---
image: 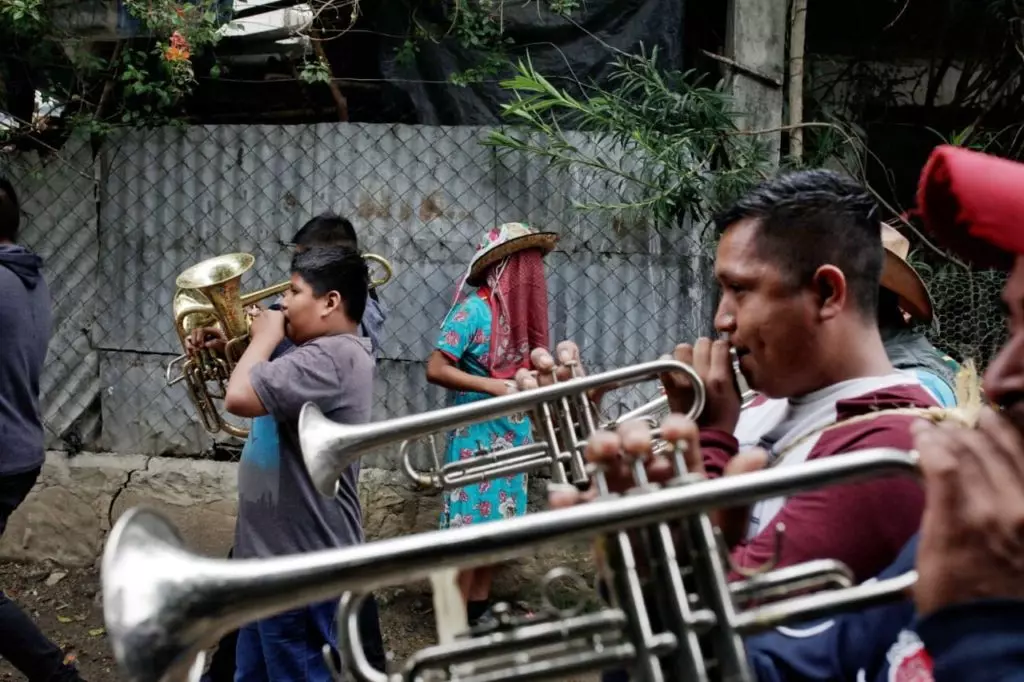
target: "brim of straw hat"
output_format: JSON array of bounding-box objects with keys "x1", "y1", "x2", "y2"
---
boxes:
[
  {"x1": 466, "y1": 232, "x2": 559, "y2": 286},
  {"x1": 881, "y1": 249, "x2": 934, "y2": 325}
]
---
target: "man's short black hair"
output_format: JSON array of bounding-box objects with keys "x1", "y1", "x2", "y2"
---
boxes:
[
  {"x1": 0, "y1": 176, "x2": 20, "y2": 242},
  {"x1": 291, "y1": 246, "x2": 369, "y2": 323},
  {"x1": 713, "y1": 169, "x2": 883, "y2": 317},
  {"x1": 292, "y1": 213, "x2": 358, "y2": 250}
]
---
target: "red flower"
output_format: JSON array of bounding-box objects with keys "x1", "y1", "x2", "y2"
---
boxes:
[{"x1": 165, "y1": 31, "x2": 191, "y2": 62}]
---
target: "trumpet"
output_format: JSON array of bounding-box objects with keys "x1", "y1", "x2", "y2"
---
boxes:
[
  {"x1": 395, "y1": 342, "x2": 757, "y2": 492},
  {"x1": 166, "y1": 251, "x2": 394, "y2": 439},
  {"x1": 302, "y1": 359, "x2": 705, "y2": 498},
  {"x1": 400, "y1": 394, "x2": 671, "y2": 490},
  {"x1": 102, "y1": 446, "x2": 919, "y2": 682}
]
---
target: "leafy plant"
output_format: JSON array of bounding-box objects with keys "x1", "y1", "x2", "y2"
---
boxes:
[
  {"x1": 1, "y1": 0, "x2": 228, "y2": 140},
  {"x1": 484, "y1": 48, "x2": 775, "y2": 228}
]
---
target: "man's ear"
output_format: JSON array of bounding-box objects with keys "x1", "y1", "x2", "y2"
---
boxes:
[{"x1": 812, "y1": 265, "x2": 847, "y2": 321}]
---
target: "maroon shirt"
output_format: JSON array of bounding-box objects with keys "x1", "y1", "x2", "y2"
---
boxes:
[{"x1": 701, "y1": 381, "x2": 936, "y2": 583}]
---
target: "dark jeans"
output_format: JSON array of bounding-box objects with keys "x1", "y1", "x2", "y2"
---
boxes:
[
  {"x1": 200, "y1": 548, "x2": 387, "y2": 682},
  {"x1": 0, "y1": 467, "x2": 84, "y2": 682}
]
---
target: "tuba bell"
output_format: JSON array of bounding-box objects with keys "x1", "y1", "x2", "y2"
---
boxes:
[{"x1": 166, "y1": 251, "x2": 395, "y2": 439}]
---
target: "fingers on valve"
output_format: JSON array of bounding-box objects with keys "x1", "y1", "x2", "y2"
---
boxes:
[
  {"x1": 530, "y1": 347, "x2": 555, "y2": 372},
  {"x1": 617, "y1": 419, "x2": 653, "y2": 460},
  {"x1": 556, "y1": 340, "x2": 580, "y2": 366},
  {"x1": 515, "y1": 368, "x2": 540, "y2": 391},
  {"x1": 585, "y1": 429, "x2": 623, "y2": 466}
]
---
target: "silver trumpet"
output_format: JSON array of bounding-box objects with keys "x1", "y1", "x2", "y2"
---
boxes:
[
  {"x1": 400, "y1": 394, "x2": 671, "y2": 491},
  {"x1": 302, "y1": 359, "x2": 704, "y2": 498},
  {"x1": 102, "y1": 445, "x2": 919, "y2": 682},
  {"x1": 400, "y1": 346, "x2": 754, "y2": 493}
]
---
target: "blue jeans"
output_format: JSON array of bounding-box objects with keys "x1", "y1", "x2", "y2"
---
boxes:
[{"x1": 234, "y1": 599, "x2": 339, "y2": 682}]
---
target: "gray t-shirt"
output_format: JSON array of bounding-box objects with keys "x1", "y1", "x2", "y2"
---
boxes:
[{"x1": 234, "y1": 333, "x2": 374, "y2": 559}]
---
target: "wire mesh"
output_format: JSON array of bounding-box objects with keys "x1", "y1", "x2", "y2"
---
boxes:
[
  {"x1": 1, "y1": 123, "x2": 716, "y2": 465},
  {"x1": 920, "y1": 264, "x2": 1008, "y2": 369},
  {"x1": 0, "y1": 126, "x2": 1010, "y2": 466}
]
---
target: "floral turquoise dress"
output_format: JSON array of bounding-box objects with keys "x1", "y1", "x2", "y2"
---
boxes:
[{"x1": 436, "y1": 289, "x2": 532, "y2": 529}]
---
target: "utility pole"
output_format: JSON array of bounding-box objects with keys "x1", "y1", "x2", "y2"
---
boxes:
[{"x1": 723, "y1": 0, "x2": 789, "y2": 167}]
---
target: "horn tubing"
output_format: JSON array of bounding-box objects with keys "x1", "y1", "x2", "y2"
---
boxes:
[
  {"x1": 104, "y1": 446, "x2": 918, "y2": 682},
  {"x1": 300, "y1": 359, "x2": 706, "y2": 497},
  {"x1": 238, "y1": 280, "x2": 291, "y2": 306}
]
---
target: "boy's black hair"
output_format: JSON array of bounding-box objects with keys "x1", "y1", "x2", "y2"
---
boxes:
[
  {"x1": 292, "y1": 213, "x2": 358, "y2": 250},
  {"x1": 0, "y1": 176, "x2": 20, "y2": 242},
  {"x1": 713, "y1": 169, "x2": 883, "y2": 318},
  {"x1": 291, "y1": 212, "x2": 380, "y2": 303},
  {"x1": 291, "y1": 246, "x2": 370, "y2": 323}
]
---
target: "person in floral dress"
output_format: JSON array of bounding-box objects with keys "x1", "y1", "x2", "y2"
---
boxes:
[{"x1": 425, "y1": 222, "x2": 558, "y2": 625}]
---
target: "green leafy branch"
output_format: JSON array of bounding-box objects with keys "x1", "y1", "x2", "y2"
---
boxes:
[{"x1": 484, "y1": 47, "x2": 773, "y2": 227}]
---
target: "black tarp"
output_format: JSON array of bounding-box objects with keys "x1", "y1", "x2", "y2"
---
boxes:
[{"x1": 367, "y1": 0, "x2": 685, "y2": 126}]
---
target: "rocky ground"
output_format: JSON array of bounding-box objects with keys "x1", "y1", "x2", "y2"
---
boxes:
[{"x1": 0, "y1": 560, "x2": 600, "y2": 682}]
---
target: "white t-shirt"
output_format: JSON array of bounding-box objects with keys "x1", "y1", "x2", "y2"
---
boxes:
[{"x1": 734, "y1": 373, "x2": 925, "y2": 540}]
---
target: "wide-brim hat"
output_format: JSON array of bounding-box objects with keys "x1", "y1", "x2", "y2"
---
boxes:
[
  {"x1": 880, "y1": 223, "x2": 934, "y2": 324},
  {"x1": 916, "y1": 144, "x2": 1022, "y2": 271},
  {"x1": 466, "y1": 222, "x2": 558, "y2": 286}
]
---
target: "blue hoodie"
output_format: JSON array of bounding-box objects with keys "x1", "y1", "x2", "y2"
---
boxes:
[{"x1": 0, "y1": 244, "x2": 53, "y2": 476}]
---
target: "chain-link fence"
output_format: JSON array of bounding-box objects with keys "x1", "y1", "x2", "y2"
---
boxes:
[
  {"x1": 919, "y1": 261, "x2": 1008, "y2": 370},
  {"x1": 0, "y1": 125, "x2": 1010, "y2": 466},
  {"x1": 1, "y1": 123, "x2": 717, "y2": 465}
]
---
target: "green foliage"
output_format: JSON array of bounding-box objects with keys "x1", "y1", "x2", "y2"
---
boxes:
[
  {"x1": 0, "y1": 0, "x2": 226, "y2": 138},
  {"x1": 485, "y1": 48, "x2": 775, "y2": 228}
]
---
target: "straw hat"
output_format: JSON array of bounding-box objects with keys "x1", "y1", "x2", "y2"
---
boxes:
[
  {"x1": 880, "y1": 222, "x2": 933, "y2": 324},
  {"x1": 465, "y1": 222, "x2": 559, "y2": 286}
]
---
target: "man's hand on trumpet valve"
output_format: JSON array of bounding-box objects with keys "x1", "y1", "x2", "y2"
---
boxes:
[
  {"x1": 912, "y1": 406, "x2": 1024, "y2": 617},
  {"x1": 547, "y1": 413, "x2": 770, "y2": 549},
  {"x1": 662, "y1": 337, "x2": 742, "y2": 434}
]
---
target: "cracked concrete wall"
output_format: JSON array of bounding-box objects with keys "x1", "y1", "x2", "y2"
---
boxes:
[{"x1": 0, "y1": 452, "x2": 594, "y2": 599}]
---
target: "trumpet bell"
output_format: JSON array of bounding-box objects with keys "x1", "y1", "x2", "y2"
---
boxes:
[{"x1": 102, "y1": 508, "x2": 214, "y2": 682}]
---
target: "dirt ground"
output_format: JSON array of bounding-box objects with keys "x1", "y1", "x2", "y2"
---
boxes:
[{"x1": 0, "y1": 560, "x2": 599, "y2": 682}]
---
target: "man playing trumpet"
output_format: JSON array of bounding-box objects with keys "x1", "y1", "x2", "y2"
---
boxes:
[
  {"x1": 536, "y1": 153, "x2": 1024, "y2": 681},
  {"x1": 525, "y1": 168, "x2": 937, "y2": 587}
]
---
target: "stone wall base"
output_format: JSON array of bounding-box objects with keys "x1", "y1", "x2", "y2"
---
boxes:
[{"x1": 0, "y1": 452, "x2": 594, "y2": 601}]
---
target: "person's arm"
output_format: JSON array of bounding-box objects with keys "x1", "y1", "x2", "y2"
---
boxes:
[
  {"x1": 426, "y1": 351, "x2": 509, "y2": 396},
  {"x1": 700, "y1": 428, "x2": 740, "y2": 477},
  {"x1": 426, "y1": 299, "x2": 508, "y2": 397},
  {"x1": 725, "y1": 418, "x2": 924, "y2": 583},
  {"x1": 913, "y1": 369, "x2": 958, "y2": 408},
  {"x1": 911, "y1": 408, "x2": 1024, "y2": 681},
  {"x1": 224, "y1": 309, "x2": 286, "y2": 418}
]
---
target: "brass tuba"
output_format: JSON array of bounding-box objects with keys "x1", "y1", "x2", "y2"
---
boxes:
[{"x1": 166, "y1": 252, "x2": 394, "y2": 439}]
